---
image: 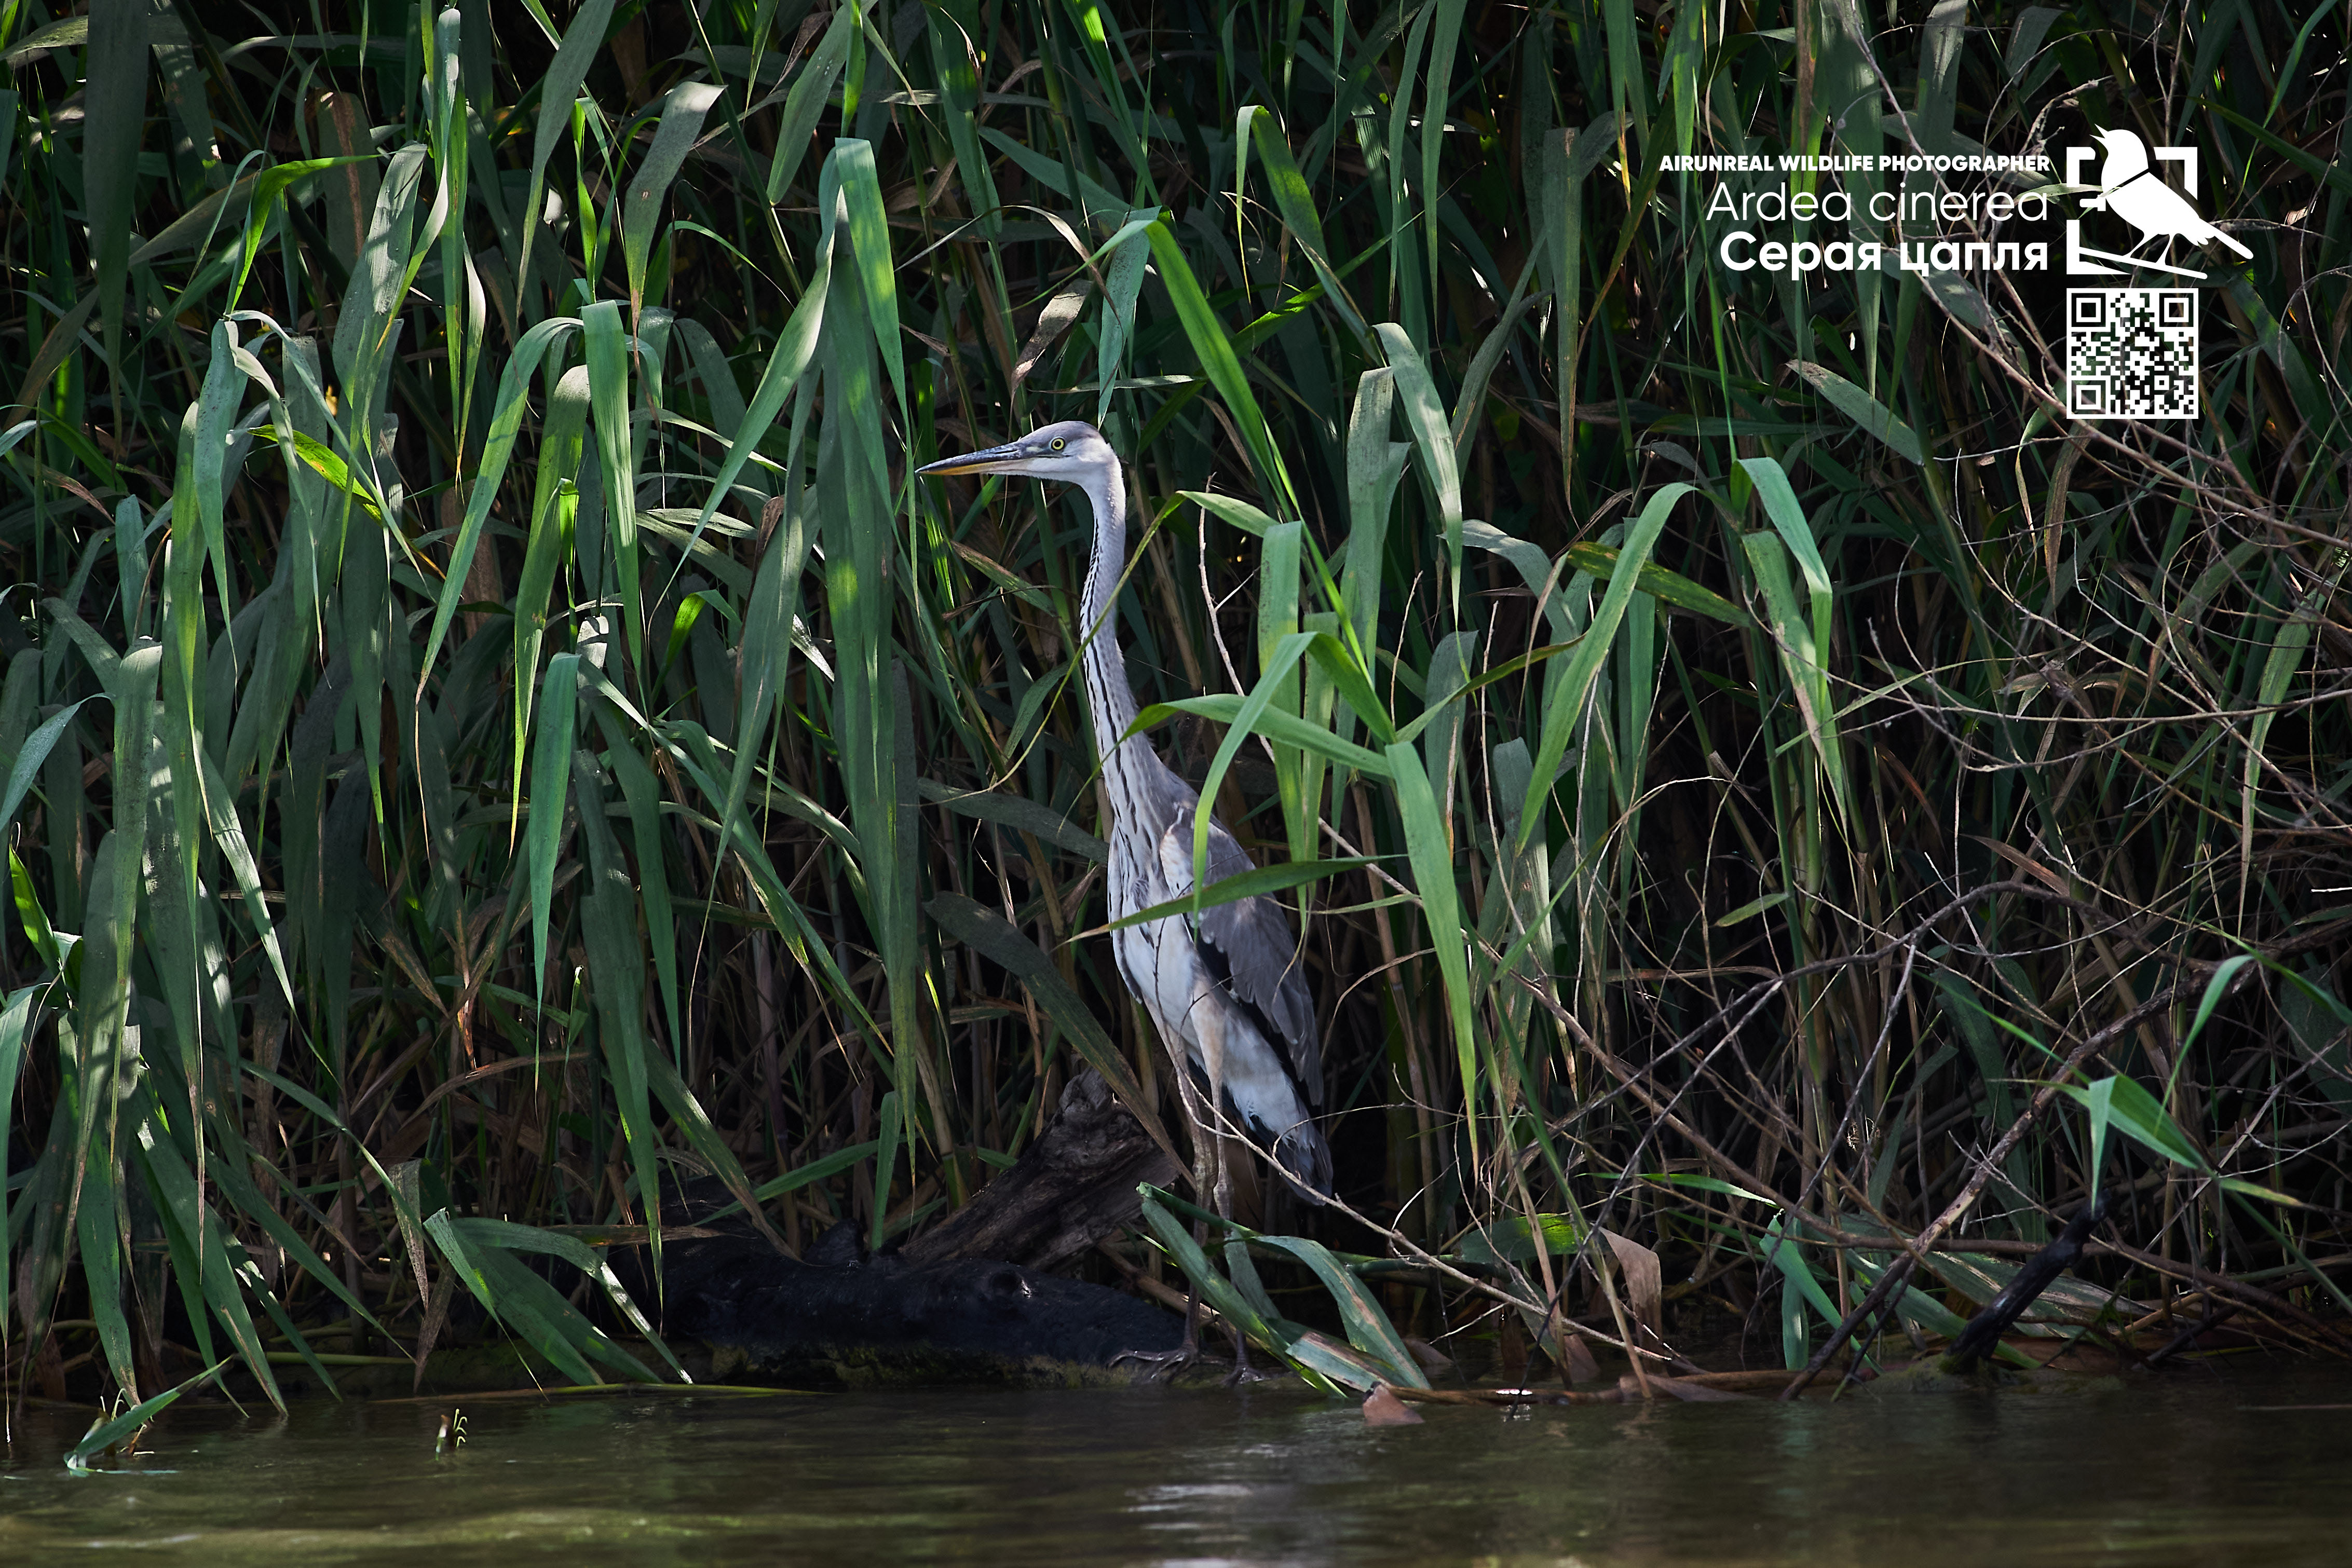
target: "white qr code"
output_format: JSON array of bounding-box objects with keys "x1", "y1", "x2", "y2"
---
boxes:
[{"x1": 2067, "y1": 288, "x2": 2198, "y2": 420}]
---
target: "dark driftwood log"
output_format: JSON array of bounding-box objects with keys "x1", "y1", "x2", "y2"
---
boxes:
[
  {"x1": 616, "y1": 1106, "x2": 1188, "y2": 1388},
  {"x1": 656, "y1": 1231, "x2": 1184, "y2": 1386},
  {"x1": 902, "y1": 1067, "x2": 1180, "y2": 1271},
  {"x1": 601, "y1": 1070, "x2": 1189, "y2": 1387}
]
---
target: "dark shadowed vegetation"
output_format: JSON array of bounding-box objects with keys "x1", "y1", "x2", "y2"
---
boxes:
[{"x1": 2, "y1": 0, "x2": 2348, "y2": 1405}]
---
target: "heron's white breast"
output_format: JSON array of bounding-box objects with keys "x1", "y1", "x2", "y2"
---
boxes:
[
  {"x1": 1108, "y1": 830, "x2": 1196, "y2": 1051},
  {"x1": 1114, "y1": 915, "x2": 1205, "y2": 1052},
  {"x1": 1107, "y1": 834, "x2": 1315, "y2": 1143}
]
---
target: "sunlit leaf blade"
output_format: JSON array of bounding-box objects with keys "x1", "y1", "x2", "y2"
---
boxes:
[
  {"x1": 1253, "y1": 1233, "x2": 1429, "y2": 1388},
  {"x1": 66, "y1": 1360, "x2": 228, "y2": 1472},
  {"x1": 1106, "y1": 857, "x2": 1378, "y2": 932},
  {"x1": 1789, "y1": 359, "x2": 1925, "y2": 464},
  {"x1": 1564, "y1": 543, "x2": 1756, "y2": 628},
  {"x1": 2057, "y1": 1075, "x2": 2208, "y2": 1174}
]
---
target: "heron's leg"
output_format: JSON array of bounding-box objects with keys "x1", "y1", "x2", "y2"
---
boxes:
[
  {"x1": 1198, "y1": 999, "x2": 1232, "y2": 1227},
  {"x1": 1163, "y1": 1026, "x2": 1217, "y2": 1362},
  {"x1": 1192, "y1": 1001, "x2": 1268, "y2": 1382},
  {"x1": 1114, "y1": 1271, "x2": 1202, "y2": 1379}
]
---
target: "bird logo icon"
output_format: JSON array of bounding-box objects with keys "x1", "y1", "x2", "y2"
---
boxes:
[
  {"x1": 2076, "y1": 128, "x2": 2250, "y2": 273},
  {"x1": 2062, "y1": 130, "x2": 2224, "y2": 421}
]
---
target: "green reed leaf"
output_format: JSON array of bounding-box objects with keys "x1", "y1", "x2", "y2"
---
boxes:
[
  {"x1": 1373, "y1": 324, "x2": 1463, "y2": 601},
  {"x1": 1790, "y1": 360, "x2": 1925, "y2": 465},
  {"x1": 1517, "y1": 485, "x2": 1689, "y2": 850},
  {"x1": 927, "y1": 894, "x2": 1182, "y2": 1170},
  {"x1": 1147, "y1": 220, "x2": 1295, "y2": 516},
  {"x1": 1106, "y1": 858, "x2": 1379, "y2": 933},
  {"x1": 418, "y1": 316, "x2": 579, "y2": 692},
  {"x1": 65, "y1": 1360, "x2": 228, "y2": 1472}
]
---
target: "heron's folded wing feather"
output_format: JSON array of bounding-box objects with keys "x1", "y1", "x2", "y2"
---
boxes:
[{"x1": 1154, "y1": 812, "x2": 1323, "y2": 1105}]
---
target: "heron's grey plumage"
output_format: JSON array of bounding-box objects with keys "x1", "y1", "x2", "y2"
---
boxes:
[{"x1": 917, "y1": 421, "x2": 1334, "y2": 1199}]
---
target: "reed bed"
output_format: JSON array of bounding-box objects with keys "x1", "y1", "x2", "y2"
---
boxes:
[{"x1": 2, "y1": 0, "x2": 2346, "y2": 1402}]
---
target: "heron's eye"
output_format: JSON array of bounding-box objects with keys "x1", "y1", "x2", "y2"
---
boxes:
[{"x1": 1049, "y1": 437, "x2": 1067, "y2": 452}]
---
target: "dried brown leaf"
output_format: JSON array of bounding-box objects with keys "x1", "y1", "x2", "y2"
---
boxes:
[{"x1": 1363, "y1": 1383, "x2": 1425, "y2": 1426}]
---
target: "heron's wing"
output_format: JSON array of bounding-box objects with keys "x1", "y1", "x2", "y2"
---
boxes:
[{"x1": 1154, "y1": 808, "x2": 1323, "y2": 1107}]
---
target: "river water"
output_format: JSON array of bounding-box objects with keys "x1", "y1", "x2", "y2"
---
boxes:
[{"x1": 5, "y1": 1362, "x2": 2348, "y2": 1564}]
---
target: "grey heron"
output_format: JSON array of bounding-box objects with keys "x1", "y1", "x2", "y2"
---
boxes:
[{"x1": 916, "y1": 421, "x2": 1334, "y2": 1262}]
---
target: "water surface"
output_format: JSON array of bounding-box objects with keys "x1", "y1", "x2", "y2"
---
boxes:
[{"x1": 5, "y1": 1362, "x2": 2348, "y2": 1564}]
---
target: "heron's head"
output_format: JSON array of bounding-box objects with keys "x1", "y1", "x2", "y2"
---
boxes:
[{"x1": 916, "y1": 420, "x2": 1114, "y2": 484}]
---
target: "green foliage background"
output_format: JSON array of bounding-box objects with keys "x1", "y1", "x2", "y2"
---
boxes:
[{"x1": 2, "y1": 0, "x2": 2348, "y2": 1400}]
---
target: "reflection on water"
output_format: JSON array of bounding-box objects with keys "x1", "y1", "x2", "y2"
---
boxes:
[{"x1": 5, "y1": 1362, "x2": 2349, "y2": 1565}]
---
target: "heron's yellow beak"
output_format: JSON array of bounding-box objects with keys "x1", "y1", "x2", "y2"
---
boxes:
[{"x1": 916, "y1": 443, "x2": 1024, "y2": 476}]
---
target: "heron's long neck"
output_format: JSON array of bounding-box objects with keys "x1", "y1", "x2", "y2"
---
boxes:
[{"x1": 1076, "y1": 465, "x2": 1144, "y2": 768}]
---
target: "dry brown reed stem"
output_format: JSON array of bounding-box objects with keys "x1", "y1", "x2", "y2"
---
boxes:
[
  {"x1": 1782, "y1": 971, "x2": 2249, "y2": 1398},
  {"x1": 1531, "y1": 881, "x2": 2059, "y2": 1212}
]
